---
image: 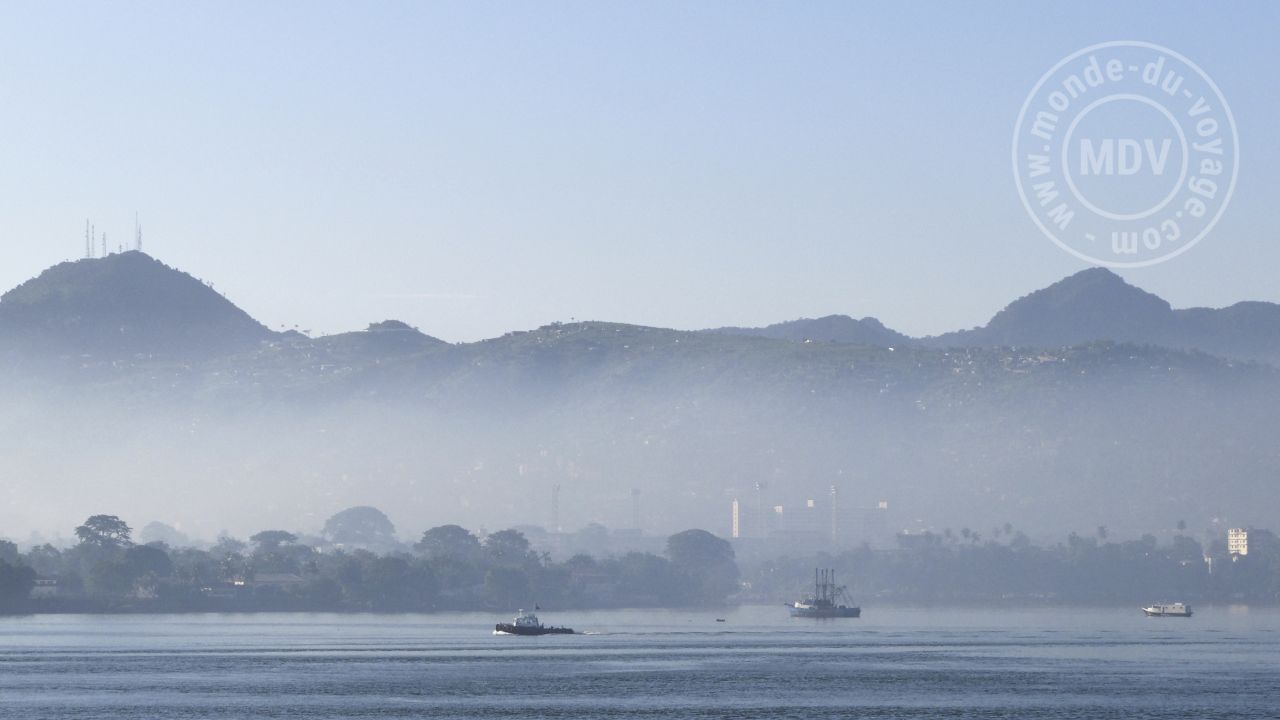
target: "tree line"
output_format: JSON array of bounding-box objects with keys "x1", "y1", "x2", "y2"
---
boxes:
[
  {"x1": 743, "y1": 527, "x2": 1280, "y2": 604},
  {"x1": 8, "y1": 509, "x2": 1277, "y2": 613},
  {"x1": 0, "y1": 508, "x2": 740, "y2": 613}
]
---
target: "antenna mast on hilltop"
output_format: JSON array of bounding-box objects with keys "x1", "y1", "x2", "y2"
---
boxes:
[
  {"x1": 135, "y1": 212, "x2": 142, "y2": 252},
  {"x1": 84, "y1": 219, "x2": 91, "y2": 258}
]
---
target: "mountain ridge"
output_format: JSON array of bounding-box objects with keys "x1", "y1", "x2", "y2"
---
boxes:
[
  {"x1": 7, "y1": 254, "x2": 1280, "y2": 366},
  {"x1": 1, "y1": 253, "x2": 1279, "y2": 540},
  {"x1": 710, "y1": 268, "x2": 1280, "y2": 365}
]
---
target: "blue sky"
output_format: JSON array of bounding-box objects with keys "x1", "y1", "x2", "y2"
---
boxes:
[{"x1": 0, "y1": 1, "x2": 1276, "y2": 340}]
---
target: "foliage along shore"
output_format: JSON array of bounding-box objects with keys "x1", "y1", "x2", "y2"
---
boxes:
[
  {"x1": 5, "y1": 509, "x2": 1280, "y2": 614},
  {"x1": 0, "y1": 510, "x2": 740, "y2": 614}
]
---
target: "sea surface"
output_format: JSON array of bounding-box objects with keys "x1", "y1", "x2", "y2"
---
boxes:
[{"x1": 0, "y1": 605, "x2": 1277, "y2": 719}]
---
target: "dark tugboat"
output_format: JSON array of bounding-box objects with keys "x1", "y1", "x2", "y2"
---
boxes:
[
  {"x1": 788, "y1": 568, "x2": 861, "y2": 618},
  {"x1": 494, "y1": 609, "x2": 575, "y2": 635}
]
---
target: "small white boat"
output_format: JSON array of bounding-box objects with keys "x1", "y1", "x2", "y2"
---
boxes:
[{"x1": 1142, "y1": 602, "x2": 1192, "y2": 617}]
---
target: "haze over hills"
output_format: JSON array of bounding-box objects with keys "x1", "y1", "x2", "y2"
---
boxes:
[
  {"x1": 712, "y1": 268, "x2": 1280, "y2": 366},
  {"x1": 1, "y1": 252, "x2": 1279, "y2": 546}
]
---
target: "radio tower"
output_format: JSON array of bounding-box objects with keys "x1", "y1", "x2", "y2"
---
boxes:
[
  {"x1": 84, "y1": 219, "x2": 91, "y2": 258},
  {"x1": 135, "y1": 213, "x2": 142, "y2": 252},
  {"x1": 630, "y1": 488, "x2": 641, "y2": 531},
  {"x1": 754, "y1": 480, "x2": 767, "y2": 539},
  {"x1": 551, "y1": 484, "x2": 561, "y2": 534},
  {"x1": 829, "y1": 485, "x2": 839, "y2": 546}
]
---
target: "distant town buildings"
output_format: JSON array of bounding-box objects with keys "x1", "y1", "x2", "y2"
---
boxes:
[
  {"x1": 30, "y1": 578, "x2": 58, "y2": 599},
  {"x1": 1226, "y1": 527, "x2": 1278, "y2": 561},
  {"x1": 727, "y1": 492, "x2": 891, "y2": 550},
  {"x1": 1228, "y1": 527, "x2": 1250, "y2": 556}
]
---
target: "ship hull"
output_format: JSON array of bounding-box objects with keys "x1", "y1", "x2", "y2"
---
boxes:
[
  {"x1": 1142, "y1": 609, "x2": 1192, "y2": 617},
  {"x1": 789, "y1": 606, "x2": 861, "y2": 618},
  {"x1": 494, "y1": 623, "x2": 575, "y2": 635}
]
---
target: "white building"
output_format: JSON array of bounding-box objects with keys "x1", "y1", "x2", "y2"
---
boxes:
[{"x1": 1228, "y1": 528, "x2": 1249, "y2": 556}]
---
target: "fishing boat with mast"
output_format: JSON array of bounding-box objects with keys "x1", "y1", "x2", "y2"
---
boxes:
[{"x1": 788, "y1": 568, "x2": 861, "y2": 618}]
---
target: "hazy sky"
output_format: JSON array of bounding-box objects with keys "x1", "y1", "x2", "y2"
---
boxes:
[{"x1": 0, "y1": 1, "x2": 1276, "y2": 342}]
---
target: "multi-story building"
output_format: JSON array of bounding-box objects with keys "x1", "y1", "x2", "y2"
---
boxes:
[{"x1": 1228, "y1": 528, "x2": 1249, "y2": 556}]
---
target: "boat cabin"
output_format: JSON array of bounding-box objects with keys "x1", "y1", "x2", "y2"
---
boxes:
[{"x1": 513, "y1": 610, "x2": 542, "y2": 628}]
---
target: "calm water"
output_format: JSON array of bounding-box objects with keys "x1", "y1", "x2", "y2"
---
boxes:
[{"x1": 0, "y1": 605, "x2": 1277, "y2": 719}]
